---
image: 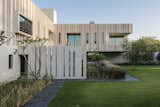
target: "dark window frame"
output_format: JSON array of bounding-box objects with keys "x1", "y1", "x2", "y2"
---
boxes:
[{"x1": 19, "y1": 15, "x2": 33, "y2": 35}]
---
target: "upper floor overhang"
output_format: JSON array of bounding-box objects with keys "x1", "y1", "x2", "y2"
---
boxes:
[{"x1": 55, "y1": 24, "x2": 133, "y2": 35}]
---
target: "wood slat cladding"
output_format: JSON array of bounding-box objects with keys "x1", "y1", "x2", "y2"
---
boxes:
[
  {"x1": 0, "y1": 0, "x2": 54, "y2": 43},
  {"x1": 54, "y1": 24, "x2": 132, "y2": 52},
  {"x1": 55, "y1": 24, "x2": 132, "y2": 34}
]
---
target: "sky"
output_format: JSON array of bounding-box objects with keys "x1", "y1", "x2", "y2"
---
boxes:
[{"x1": 33, "y1": 0, "x2": 160, "y2": 40}]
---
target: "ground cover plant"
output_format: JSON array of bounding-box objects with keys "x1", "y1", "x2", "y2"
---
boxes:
[{"x1": 0, "y1": 78, "x2": 51, "y2": 107}]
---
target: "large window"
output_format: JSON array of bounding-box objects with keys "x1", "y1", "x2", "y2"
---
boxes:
[
  {"x1": 67, "y1": 33, "x2": 81, "y2": 47},
  {"x1": 19, "y1": 15, "x2": 32, "y2": 35},
  {"x1": 110, "y1": 37, "x2": 124, "y2": 46}
]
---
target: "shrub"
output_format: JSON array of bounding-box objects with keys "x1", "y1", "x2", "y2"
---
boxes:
[
  {"x1": 0, "y1": 78, "x2": 51, "y2": 107},
  {"x1": 108, "y1": 67, "x2": 126, "y2": 79},
  {"x1": 100, "y1": 60, "x2": 126, "y2": 79},
  {"x1": 87, "y1": 60, "x2": 126, "y2": 79}
]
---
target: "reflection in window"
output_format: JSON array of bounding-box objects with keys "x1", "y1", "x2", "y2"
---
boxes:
[
  {"x1": 19, "y1": 15, "x2": 32, "y2": 35},
  {"x1": 67, "y1": 34, "x2": 81, "y2": 47},
  {"x1": 110, "y1": 37, "x2": 124, "y2": 46}
]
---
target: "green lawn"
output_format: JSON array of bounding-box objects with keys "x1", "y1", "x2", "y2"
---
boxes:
[{"x1": 48, "y1": 66, "x2": 160, "y2": 107}]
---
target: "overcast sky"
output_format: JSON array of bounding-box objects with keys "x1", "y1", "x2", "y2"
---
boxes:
[{"x1": 33, "y1": 0, "x2": 160, "y2": 40}]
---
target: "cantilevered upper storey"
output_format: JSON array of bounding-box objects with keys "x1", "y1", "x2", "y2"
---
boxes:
[{"x1": 54, "y1": 23, "x2": 132, "y2": 52}]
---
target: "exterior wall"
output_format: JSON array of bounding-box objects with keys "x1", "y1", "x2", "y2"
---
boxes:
[
  {"x1": 55, "y1": 24, "x2": 132, "y2": 63},
  {"x1": 55, "y1": 24, "x2": 132, "y2": 52},
  {"x1": 41, "y1": 8, "x2": 57, "y2": 24},
  {"x1": 19, "y1": 46, "x2": 86, "y2": 79},
  {"x1": 0, "y1": 0, "x2": 54, "y2": 46},
  {"x1": 0, "y1": 46, "x2": 20, "y2": 83},
  {"x1": 0, "y1": 0, "x2": 55, "y2": 83}
]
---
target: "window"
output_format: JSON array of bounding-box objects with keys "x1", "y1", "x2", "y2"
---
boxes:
[
  {"x1": 67, "y1": 33, "x2": 81, "y2": 47},
  {"x1": 59, "y1": 33, "x2": 61, "y2": 44},
  {"x1": 94, "y1": 33, "x2": 97, "y2": 44},
  {"x1": 81, "y1": 60, "x2": 83, "y2": 77},
  {"x1": 9, "y1": 55, "x2": 13, "y2": 69},
  {"x1": 19, "y1": 15, "x2": 32, "y2": 35},
  {"x1": 86, "y1": 33, "x2": 89, "y2": 44},
  {"x1": 110, "y1": 37, "x2": 124, "y2": 46}
]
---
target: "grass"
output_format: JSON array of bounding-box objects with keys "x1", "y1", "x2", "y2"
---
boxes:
[{"x1": 48, "y1": 66, "x2": 160, "y2": 107}]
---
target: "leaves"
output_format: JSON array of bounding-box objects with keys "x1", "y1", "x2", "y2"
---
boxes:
[{"x1": 125, "y1": 37, "x2": 160, "y2": 64}]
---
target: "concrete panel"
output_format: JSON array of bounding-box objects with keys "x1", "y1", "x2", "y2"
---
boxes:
[{"x1": 0, "y1": 46, "x2": 20, "y2": 83}]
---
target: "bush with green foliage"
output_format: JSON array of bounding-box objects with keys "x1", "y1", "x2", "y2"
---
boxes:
[
  {"x1": 87, "y1": 60, "x2": 126, "y2": 79},
  {"x1": 125, "y1": 37, "x2": 160, "y2": 64}
]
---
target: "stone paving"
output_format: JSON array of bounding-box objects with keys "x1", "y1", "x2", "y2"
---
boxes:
[{"x1": 23, "y1": 80, "x2": 64, "y2": 107}]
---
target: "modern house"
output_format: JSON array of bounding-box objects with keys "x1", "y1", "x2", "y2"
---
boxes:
[
  {"x1": 55, "y1": 23, "x2": 132, "y2": 64},
  {"x1": 0, "y1": 0, "x2": 132, "y2": 82}
]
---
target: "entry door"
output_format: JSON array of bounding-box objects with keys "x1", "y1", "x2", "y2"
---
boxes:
[{"x1": 20, "y1": 55, "x2": 28, "y2": 76}]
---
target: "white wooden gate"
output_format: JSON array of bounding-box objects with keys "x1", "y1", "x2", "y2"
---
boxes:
[{"x1": 23, "y1": 46, "x2": 86, "y2": 79}]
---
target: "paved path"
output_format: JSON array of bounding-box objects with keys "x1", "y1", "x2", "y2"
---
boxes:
[{"x1": 24, "y1": 80, "x2": 64, "y2": 107}]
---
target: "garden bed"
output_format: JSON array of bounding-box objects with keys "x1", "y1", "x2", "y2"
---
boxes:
[{"x1": 0, "y1": 78, "x2": 51, "y2": 107}]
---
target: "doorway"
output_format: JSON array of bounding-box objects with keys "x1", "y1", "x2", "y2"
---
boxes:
[{"x1": 20, "y1": 55, "x2": 28, "y2": 76}]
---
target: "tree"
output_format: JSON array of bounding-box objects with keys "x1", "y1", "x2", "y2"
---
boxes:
[
  {"x1": 0, "y1": 31, "x2": 8, "y2": 45},
  {"x1": 125, "y1": 37, "x2": 160, "y2": 65},
  {"x1": 19, "y1": 36, "x2": 49, "y2": 80}
]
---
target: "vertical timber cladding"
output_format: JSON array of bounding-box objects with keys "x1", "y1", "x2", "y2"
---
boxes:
[
  {"x1": 55, "y1": 24, "x2": 132, "y2": 52},
  {"x1": 1, "y1": 0, "x2": 54, "y2": 42},
  {"x1": 27, "y1": 46, "x2": 86, "y2": 79}
]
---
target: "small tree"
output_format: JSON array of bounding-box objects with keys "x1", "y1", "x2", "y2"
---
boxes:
[
  {"x1": 0, "y1": 31, "x2": 7, "y2": 45},
  {"x1": 19, "y1": 36, "x2": 49, "y2": 80}
]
